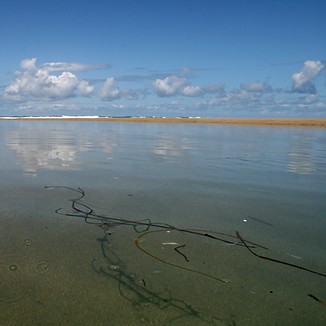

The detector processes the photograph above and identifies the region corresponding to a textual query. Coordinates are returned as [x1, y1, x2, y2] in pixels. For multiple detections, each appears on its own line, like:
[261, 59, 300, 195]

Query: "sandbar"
[3, 117, 326, 127]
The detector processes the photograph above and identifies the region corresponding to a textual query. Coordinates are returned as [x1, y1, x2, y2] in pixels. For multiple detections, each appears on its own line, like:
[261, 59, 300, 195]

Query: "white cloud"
[291, 60, 324, 93]
[298, 94, 318, 105]
[123, 89, 142, 100]
[78, 80, 95, 96]
[21, 58, 38, 71]
[181, 85, 202, 97]
[154, 75, 224, 97]
[4, 58, 95, 101]
[203, 84, 225, 94]
[42, 61, 109, 72]
[98, 77, 121, 101]
[241, 82, 272, 93]
[154, 75, 187, 96]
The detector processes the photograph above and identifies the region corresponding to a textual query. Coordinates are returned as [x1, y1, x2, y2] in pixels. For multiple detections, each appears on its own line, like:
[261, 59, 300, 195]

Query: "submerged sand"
[4, 117, 326, 127]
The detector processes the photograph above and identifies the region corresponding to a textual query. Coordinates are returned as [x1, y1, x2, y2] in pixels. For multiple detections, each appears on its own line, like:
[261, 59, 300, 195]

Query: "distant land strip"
[1, 117, 326, 127]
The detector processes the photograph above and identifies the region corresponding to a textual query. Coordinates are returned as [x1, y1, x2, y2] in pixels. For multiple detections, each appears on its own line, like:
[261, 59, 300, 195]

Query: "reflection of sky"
[6, 130, 80, 176]
[4, 123, 117, 176]
[288, 136, 315, 175]
[287, 130, 326, 175]
[2, 121, 326, 179]
[152, 132, 196, 164]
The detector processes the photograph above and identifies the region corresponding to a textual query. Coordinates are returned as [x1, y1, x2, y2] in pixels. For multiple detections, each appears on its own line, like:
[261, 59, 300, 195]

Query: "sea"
[0, 118, 325, 325]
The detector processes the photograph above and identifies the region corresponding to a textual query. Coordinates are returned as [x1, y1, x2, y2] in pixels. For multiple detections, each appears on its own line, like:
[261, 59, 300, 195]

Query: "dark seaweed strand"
[174, 245, 189, 262]
[47, 186, 228, 323]
[66, 191, 206, 320]
[307, 294, 326, 307]
[236, 231, 326, 278]
[46, 186, 267, 250]
[135, 230, 228, 284]
[94, 235, 211, 323]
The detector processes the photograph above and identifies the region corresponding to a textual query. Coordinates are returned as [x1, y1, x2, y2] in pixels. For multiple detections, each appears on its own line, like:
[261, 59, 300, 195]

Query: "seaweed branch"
[46, 186, 326, 316]
[135, 229, 228, 284]
[46, 186, 236, 324]
[236, 231, 326, 278]
[174, 244, 189, 262]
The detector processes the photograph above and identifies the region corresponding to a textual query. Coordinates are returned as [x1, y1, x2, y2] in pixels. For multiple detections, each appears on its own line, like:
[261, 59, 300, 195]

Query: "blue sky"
[1, 0, 326, 117]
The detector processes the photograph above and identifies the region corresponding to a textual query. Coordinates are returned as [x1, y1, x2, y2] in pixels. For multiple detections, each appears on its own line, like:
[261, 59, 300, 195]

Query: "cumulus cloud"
[291, 60, 324, 94]
[154, 75, 187, 96]
[181, 84, 225, 97]
[98, 77, 121, 101]
[21, 57, 38, 71]
[153, 75, 224, 97]
[241, 82, 272, 93]
[4, 58, 95, 101]
[42, 61, 109, 72]
[181, 85, 202, 97]
[78, 80, 96, 96]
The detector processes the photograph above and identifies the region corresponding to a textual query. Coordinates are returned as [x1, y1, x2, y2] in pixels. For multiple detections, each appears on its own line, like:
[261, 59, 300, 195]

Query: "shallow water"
[0, 120, 326, 325]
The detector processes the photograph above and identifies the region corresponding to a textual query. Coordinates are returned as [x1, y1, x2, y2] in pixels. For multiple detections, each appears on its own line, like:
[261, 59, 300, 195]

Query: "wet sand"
[5, 117, 326, 127]
[1, 120, 325, 325]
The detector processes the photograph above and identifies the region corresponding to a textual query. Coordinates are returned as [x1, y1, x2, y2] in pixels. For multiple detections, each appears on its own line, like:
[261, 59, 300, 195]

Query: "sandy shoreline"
[1, 117, 326, 127]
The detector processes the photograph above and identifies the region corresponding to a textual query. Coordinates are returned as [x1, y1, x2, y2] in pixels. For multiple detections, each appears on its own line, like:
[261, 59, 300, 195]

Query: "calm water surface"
[0, 120, 326, 325]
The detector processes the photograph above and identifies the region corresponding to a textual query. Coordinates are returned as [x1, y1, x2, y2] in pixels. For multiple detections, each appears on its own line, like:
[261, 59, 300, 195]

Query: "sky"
[1, 0, 326, 118]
